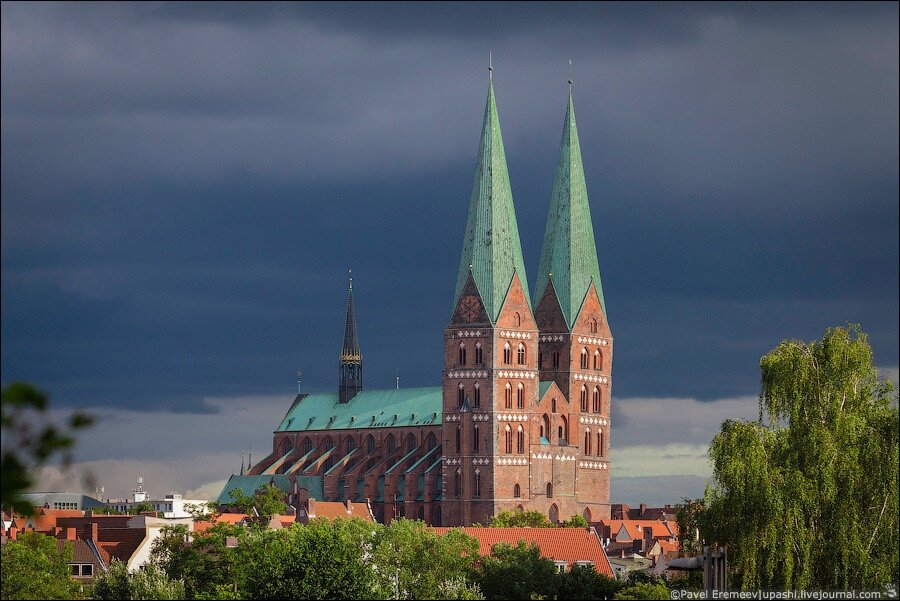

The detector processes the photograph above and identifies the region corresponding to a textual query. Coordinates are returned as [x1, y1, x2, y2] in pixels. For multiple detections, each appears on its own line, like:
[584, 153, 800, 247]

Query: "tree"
[556, 564, 621, 600]
[560, 514, 589, 528]
[221, 484, 286, 517]
[129, 501, 157, 515]
[475, 540, 559, 600]
[699, 325, 899, 590]
[236, 518, 377, 599]
[613, 582, 670, 600]
[151, 523, 243, 599]
[1, 382, 93, 515]
[488, 509, 552, 528]
[435, 575, 484, 600]
[93, 560, 185, 600]
[370, 519, 479, 599]
[0, 531, 81, 600]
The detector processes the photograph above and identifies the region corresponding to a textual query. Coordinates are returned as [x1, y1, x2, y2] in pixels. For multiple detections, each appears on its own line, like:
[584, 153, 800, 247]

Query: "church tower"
[533, 88, 612, 520]
[339, 276, 362, 404]
[442, 75, 537, 526]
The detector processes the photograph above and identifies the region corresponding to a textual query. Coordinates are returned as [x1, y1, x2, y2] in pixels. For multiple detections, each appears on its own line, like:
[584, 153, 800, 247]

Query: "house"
[430, 527, 614, 576]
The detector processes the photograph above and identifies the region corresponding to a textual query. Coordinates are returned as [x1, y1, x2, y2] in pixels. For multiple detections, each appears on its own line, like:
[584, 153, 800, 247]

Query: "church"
[217, 74, 613, 527]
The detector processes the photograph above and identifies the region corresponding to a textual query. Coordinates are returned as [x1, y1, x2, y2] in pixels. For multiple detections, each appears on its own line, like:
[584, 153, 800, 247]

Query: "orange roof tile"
[95, 528, 147, 565]
[431, 527, 613, 577]
[601, 519, 676, 541]
[310, 502, 374, 522]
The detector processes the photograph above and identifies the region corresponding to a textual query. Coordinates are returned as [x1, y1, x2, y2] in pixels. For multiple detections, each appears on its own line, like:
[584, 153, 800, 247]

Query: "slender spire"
[533, 86, 607, 327]
[451, 76, 530, 322]
[339, 274, 362, 403]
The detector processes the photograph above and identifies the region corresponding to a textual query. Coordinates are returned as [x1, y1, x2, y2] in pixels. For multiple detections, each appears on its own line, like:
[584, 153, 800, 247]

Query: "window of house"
[517, 344, 526, 365]
[551, 398, 557, 413]
[503, 342, 511, 364]
[593, 350, 601, 370]
[514, 312, 521, 326]
[517, 425, 525, 454]
[505, 425, 512, 453]
[590, 318, 598, 333]
[552, 350, 560, 369]
[517, 383, 524, 409]
[580, 386, 588, 412]
[584, 429, 592, 455]
[593, 387, 601, 413]
[474, 470, 481, 497]
[475, 342, 483, 364]
[505, 384, 512, 408]
[555, 561, 568, 574]
[459, 343, 467, 365]
[546, 482, 553, 498]
[473, 425, 480, 453]
[514, 483, 521, 498]
[580, 348, 588, 369]
[542, 414, 551, 442]
[454, 469, 461, 497]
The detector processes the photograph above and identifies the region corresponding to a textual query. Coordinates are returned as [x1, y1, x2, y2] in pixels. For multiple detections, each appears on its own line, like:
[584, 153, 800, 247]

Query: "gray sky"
[3, 2, 898, 505]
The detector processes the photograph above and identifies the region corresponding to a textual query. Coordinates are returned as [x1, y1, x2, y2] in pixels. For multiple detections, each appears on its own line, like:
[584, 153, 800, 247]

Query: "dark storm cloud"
[2, 2, 897, 412]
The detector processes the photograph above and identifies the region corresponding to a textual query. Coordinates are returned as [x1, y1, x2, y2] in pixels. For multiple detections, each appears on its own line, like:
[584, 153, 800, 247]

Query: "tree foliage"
[219, 484, 287, 517]
[0, 382, 93, 515]
[0, 531, 81, 600]
[488, 509, 552, 528]
[151, 523, 242, 599]
[613, 582, 670, 600]
[556, 563, 621, 600]
[560, 514, 589, 528]
[699, 325, 899, 590]
[475, 540, 559, 600]
[93, 560, 185, 600]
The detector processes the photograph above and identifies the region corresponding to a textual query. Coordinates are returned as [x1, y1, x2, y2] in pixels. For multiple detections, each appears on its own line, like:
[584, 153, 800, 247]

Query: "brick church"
[218, 75, 613, 527]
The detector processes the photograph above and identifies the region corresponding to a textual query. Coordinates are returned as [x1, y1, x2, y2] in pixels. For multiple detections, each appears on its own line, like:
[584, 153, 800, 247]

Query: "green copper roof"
[452, 81, 530, 322]
[277, 387, 442, 432]
[533, 93, 607, 326]
[216, 474, 323, 504]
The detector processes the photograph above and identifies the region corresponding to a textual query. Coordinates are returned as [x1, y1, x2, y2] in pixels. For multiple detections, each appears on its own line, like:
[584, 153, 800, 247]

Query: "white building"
[104, 478, 209, 519]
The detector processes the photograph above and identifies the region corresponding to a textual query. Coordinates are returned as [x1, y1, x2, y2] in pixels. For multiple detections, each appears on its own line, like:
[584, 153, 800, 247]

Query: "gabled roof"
[307, 501, 374, 522]
[215, 474, 323, 504]
[452, 81, 530, 323]
[533, 92, 606, 326]
[430, 527, 613, 576]
[277, 387, 442, 432]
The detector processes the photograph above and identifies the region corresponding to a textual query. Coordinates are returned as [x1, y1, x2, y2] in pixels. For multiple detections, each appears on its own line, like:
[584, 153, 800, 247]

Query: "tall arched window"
[386, 434, 396, 453]
[302, 436, 313, 454]
[504, 383, 512, 409]
[514, 312, 521, 326]
[542, 414, 551, 442]
[474, 469, 481, 498]
[473, 425, 480, 453]
[516, 383, 524, 408]
[517, 425, 525, 454]
[590, 318, 598, 333]
[505, 425, 512, 453]
[580, 386, 588, 412]
[474, 382, 481, 407]
[599, 430, 604, 457]
[513, 483, 521, 498]
[583, 507, 593, 522]
[279, 439, 294, 457]
[503, 342, 511, 364]
[458, 342, 467, 365]
[584, 428, 592, 455]
[593, 350, 601, 370]
[580, 348, 589, 369]
[406, 433, 416, 453]
[517, 343, 526, 365]
[551, 398, 557, 413]
[475, 341, 483, 364]
[546, 482, 553, 498]
[345, 437, 356, 453]
[552, 350, 560, 369]
[593, 387, 601, 413]
[561, 415, 568, 442]
[322, 436, 333, 450]
[455, 425, 461, 454]
[458, 384, 465, 408]
[365, 435, 375, 453]
[426, 432, 437, 450]
[549, 503, 559, 523]
[454, 469, 461, 497]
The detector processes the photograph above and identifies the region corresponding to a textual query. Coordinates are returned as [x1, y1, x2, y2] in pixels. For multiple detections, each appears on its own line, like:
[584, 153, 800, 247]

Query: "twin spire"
[452, 69, 606, 328]
[339, 273, 362, 403]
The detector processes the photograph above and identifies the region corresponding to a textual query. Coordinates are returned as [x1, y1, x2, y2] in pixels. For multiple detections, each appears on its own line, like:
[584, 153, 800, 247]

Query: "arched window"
[580, 386, 588, 412]
[474, 469, 481, 497]
[302, 436, 313, 454]
[593, 349, 601, 370]
[552, 350, 560, 369]
[551, 398, 557, 413]
[474, 382, 481, 407]
[458, 342, 467, 365]
[345, 437, 356, 453]
[517, 343, 526, 365]
[475, 341, 483, 364]
[516, 383, 524, 409]
[473, 425, 480, 453]
[458, 384, 465, 408]
[590, 318, 598, 333]
[541, 414, 551, 442]
[561, 415, 568, 443]
[505, 425, 512, 454]
[593, 387, 601, 413]
[505, 383, 512, 409]
[365, 435, 375, 454]
[514, 483, 521, 498]
[514, 312, 521, 327]
[279, 439, 294, 457]
[407, 433, 416, 453]
[599, 430, 604, 457]
[454, 468, 461, 497]
[426, 432, 437, 450]
[549, 503, 559, 523]
[455, 425, 461, 454]
[517, 425, 525, 454]
[386, 434, 396, 453]
[580, 348, 589, 369]
[503, 342, 511, 364]
[322, 436, 333, 450]
[583, 507, 593, 522]
[546, 482, 553, 498]
[584, 429, 592, 455]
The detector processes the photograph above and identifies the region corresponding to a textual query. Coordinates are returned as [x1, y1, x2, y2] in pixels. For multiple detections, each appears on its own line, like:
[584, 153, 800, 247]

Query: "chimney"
[82, 522, 98, 542]
[639, 503, 646, 517]
[345, 499, 353, 514]
[66, 527, 77, 541]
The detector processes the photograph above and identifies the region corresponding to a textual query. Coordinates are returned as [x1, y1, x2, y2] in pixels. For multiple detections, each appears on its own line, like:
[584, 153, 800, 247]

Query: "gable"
[449, 272, 491, 326]
[534, 278, 569, 331]
[572, 281, 611, 337]
[495, 272, 536, 330]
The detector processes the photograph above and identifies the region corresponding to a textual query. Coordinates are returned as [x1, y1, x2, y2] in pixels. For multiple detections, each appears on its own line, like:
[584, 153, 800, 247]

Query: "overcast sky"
[3, 2, 898, 505]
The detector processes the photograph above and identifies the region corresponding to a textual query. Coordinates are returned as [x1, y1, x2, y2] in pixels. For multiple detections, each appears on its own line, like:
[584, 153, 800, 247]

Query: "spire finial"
[489, 51, 493, 80]
[568, 59, 574, 93]
[348, 268, 352, 290]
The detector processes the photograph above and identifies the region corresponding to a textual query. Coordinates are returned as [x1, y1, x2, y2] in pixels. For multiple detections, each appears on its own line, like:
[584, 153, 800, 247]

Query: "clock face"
[459, 295, 481, 322]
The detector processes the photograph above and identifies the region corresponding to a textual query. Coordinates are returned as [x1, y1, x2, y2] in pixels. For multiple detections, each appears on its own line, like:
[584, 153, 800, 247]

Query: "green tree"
[151, 523, 243, 599]
[560, 514, 589, 528]
[129, 501, 157, 515]
[236, 518, 377, 599]
[93, 560, 185, 600]
[556, 564, 621, 600]
[370, 519, 479, 599]
[700, 325, 899, 590]
[475, 540, 559, 600]
[613, 582, 670, 600]
[222, 484, 286, 517]
[0, 382, 93, 515]
[488, 509, 552, 528]
[435, 575, 484, 600]
[0, 531, 81, 600]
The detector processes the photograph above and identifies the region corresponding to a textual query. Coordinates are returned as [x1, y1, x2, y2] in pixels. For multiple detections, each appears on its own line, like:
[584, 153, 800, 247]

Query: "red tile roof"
[310, 502, 373, 522]
[94, 528, 147, 565]
[431, 527, 613, 577]
[29, 509, 85, 532]
[602, 519, 677, 542]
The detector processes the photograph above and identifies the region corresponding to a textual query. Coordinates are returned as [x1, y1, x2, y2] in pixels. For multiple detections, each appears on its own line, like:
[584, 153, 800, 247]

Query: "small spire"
[240, 450, 245, 475]
[348, 267, 352, 290]
[489, 51, 493, 80]
[568, 59, 574, 93]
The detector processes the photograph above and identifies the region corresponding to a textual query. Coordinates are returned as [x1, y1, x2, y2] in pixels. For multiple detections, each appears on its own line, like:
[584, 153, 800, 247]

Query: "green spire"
[533, 92, 606, 327]
[452, 81, 529, 322]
